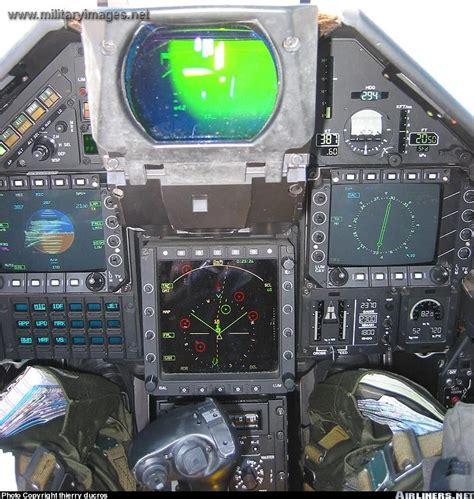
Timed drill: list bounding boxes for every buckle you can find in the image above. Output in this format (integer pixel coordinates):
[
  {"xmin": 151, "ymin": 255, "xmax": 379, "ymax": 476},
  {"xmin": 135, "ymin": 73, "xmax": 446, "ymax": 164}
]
[
  {"xmin": 365, "ymin": 430, "xmax": 423, "ymax": 491},
  {"xmin": 17, "ymin": 445, "xmax": 76, "ymax": 491}
]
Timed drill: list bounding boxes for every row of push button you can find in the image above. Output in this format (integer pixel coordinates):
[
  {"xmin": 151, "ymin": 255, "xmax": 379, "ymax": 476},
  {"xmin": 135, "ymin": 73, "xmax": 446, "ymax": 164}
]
[
  {"xmin": 19, "ymin": 335, "xmax": 123, "ymax": 346},
  {"xmin": 14, "ymin": 301, "xmax": 120, "ymax": 313},
  {"xmin": 333, "ymin": 169, "xmax": 448, "ymax": 184},
  {"xmin": 177, "ymin": 384, "xmax": 263, "ymax": 395},
  {"xmin": 162, "ymin": 247, "xmax": 275, "ymax": 259},
  {"xmin": 16, "ymin": 319, "xmax": 121, "ymax": 330},
  {"xmin": 0, "ymin": 175, "xmax": 98, "ymax": 191}
]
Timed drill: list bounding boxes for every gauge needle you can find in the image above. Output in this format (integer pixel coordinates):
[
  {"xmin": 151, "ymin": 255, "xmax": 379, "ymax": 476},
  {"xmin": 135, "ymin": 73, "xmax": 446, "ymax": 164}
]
[
  {"xmin": 220, "ymin": 311, "xmax": 248, "ymax": 334},
  {"xmin": 190, "ymin": 312, "xmax": 217, "ymax": 333},
  {"xmin": 376, "ymin": 199, "xmax": 392, "ymax": 252}
]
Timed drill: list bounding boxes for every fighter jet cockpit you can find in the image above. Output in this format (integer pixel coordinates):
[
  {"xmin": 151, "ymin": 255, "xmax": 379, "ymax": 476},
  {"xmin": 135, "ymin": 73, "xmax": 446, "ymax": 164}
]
[{"xmin": 0, "ymin": 1, "xmax": 473, "ymax": 493}]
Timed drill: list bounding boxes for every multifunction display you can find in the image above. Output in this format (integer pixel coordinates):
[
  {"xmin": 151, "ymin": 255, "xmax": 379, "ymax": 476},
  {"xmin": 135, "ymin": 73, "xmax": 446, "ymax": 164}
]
[
  {"xmin": 329, "ymin": 184, "xmax": 441, "ymax": 266},
  {"xmin": 158, "ymin": 259, "xmax": 279, "ymax": 374},
  {"xmin": 0, "ymin": 190, "xmax": 106, "ymax": 272}
]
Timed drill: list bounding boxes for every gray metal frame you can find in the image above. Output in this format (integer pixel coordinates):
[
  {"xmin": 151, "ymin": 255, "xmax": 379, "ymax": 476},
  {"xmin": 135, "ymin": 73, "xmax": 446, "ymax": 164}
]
[{"xmin": 81, "ymin": 5, "xmax": 318, "ymax": 185}]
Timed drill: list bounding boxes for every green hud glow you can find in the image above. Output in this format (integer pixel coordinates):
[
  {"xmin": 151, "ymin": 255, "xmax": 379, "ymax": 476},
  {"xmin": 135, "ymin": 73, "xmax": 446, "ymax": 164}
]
[{"xmin": 124, "ymin": 26, "xmax": 279, "ymax": 142}]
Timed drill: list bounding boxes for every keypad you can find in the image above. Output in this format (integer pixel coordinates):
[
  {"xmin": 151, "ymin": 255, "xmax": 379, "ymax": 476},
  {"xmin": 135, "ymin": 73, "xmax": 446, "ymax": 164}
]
[{"xmin": 12, "ymin": 296, "xmax": 124, "ymax": 355}]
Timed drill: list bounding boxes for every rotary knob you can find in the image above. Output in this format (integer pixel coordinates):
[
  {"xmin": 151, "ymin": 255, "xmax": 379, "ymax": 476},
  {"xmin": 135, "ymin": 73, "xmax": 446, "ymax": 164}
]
[
  {"xmin": 234, "ymin": 459, "xmax": 265, "ymax": 491},
  {"xmin": 329, "ymin": 267, "xmax": 349, "ymax": 286},
  {"xmin": 430, "ymin": 265, "xmax": 450, "ymax": 285},
  {"xmin": 32, "ymin": 136, "xmax": 57, "ymax": 161}
]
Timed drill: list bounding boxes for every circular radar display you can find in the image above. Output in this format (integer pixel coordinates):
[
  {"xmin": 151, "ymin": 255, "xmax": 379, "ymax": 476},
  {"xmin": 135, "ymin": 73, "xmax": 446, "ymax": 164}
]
[
  {"xmin": 158, "ymin": 259, "xmax": 278, "ymax": 374},
  {"xmin": 24, "ymin": 209, "xmax": 75, "ymax": 254},
  {"xmin": 343, "ymin": 109, "xmax": 392, "ymax": 155},
  {"xmin": 351, "ymin": 194, "xmax": 417, "ymax": 259}
]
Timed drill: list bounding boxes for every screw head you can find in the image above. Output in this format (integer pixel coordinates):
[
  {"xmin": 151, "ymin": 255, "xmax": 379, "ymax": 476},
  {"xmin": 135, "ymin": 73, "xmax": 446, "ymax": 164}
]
[{"xmin": 283, "ymin": 36, "xmax": 301, "ymax": 52}]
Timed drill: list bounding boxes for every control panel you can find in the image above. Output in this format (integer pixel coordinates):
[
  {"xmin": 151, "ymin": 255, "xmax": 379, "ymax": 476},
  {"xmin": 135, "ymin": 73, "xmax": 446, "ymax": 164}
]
[
  {"xmin": 0, "ymin": 175, "xmax": 142, "ymax": 359},
  {"xmin": 0, "ymin": 42, "xmax": 101, "ymax": 172},
  {"xmin": 314, "ymin": 36, "xmax": 472, "ymax": 168},
  {"xmin": 140, "ymin": 239, "xmax": 296, "ymax": 396},
  {"xmin": 300, "ymin": 165, "xmax": 472, "ymax": 357},
  {"xmin": 154, "ymin": 397, "xmax": 288, "ymax": 491}
]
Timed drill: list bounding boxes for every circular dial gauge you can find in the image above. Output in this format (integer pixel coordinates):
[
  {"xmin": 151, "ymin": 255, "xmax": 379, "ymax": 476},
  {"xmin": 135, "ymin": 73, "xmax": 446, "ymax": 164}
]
[
  {"xmin": 408, "ymin": 299, "xmax": 445, "ymax": 343},
  {"xmin": 158, "ymin": 259, "xmax": 278, "ymax": 374},
  {"xmin": 410, "ymin": 299, "xmax": 443, "ymax": 321},
  {"xmin": 349, "ymin": 194, "xmax": 418, "ymax": 259},
  {"xmin": 343, "ymin": 109, "xmax": 392, "ymax": 155}
]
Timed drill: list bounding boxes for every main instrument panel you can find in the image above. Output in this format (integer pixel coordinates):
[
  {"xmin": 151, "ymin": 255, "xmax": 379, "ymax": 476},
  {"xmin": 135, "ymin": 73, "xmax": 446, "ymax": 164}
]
[{"xmin": 0, "ymin": 10, "xmax": 473, "ymax": 486}]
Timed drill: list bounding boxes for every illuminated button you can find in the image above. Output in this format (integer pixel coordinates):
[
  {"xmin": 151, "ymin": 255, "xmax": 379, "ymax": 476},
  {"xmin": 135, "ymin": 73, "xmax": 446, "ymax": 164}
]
[
  {"xmin": 12, "ymin": 113, "xmax": 33, "ymax": 135},
  {"xmin": 374, "ymin": 273, "xmax": 385, "ymax": 281},
  {"xmin": 54, "ymin": 178, "xmax": 65, "ymax": 187},
  {"xmin": 345, "ymin": 173, "xmax": 356, "ymax": 181},
  {"xmin": 0, "ymin": 127, "xmax": 20, "ymax": 148},
  {"xmin": 54, "ymin": 336, "xmax": 68, "ymax": 345},
  {"xmin": 25, "ymin": 100, "xmax": 46, "ymax": 121},
  {"xmin": 13, "ymin": 179, "xmax": 25, "ymax": 187},
  {"xmin": 72, "ymin": 336, "xmax": 86, "ymax": 345},
  {"xmin": 407, "ymin": 173, "xmax": 418, "ymax": 180},
  {"xmin": 82, "ymin": 102, "xmax": 90, "ymax": 120},
  {"xmin": 69, "ymin": 279, "xmax": 80, "ymax": 287},
  {"xmin": 366, "ymin": 173, "xmax": 377, "ymax": 180},
  {"xmin": 394, "ymin": 272, "xmax": 405, "ymax": 280},
  {"xmin": 34, "ymin": 320, "xmax": 49, "ymax": 329},
  {"xmin": 70, "ymin": 319, "xmax": 85, "ymax": 329},
  {"xmin": 53, "ymin": 320, "xmax": 66, "ymax": 329},
  {"xmin": 16, "ymin": 320, "xmax": 30, "ymax": 329},
  {"xmin": 0, "ymin": 143, "xmax": 8, "ymax": 157},
  {"xmin": 38, "ymin": 87, "xmax": 61, "ymax": 108},
  {"xmin": 32, "ymin": 178, "xmax": 46, "ymax": 187},
  {"xmin": 105, "ymin": 302, "xmax": 120, "ymax": 312},
  {"xmin": 75, "ymin": 178, "xmax": 86, "ymax": 186},
  {"xmin": 88, "ymin": 320, "xmax": 103, "ymax": 329},
  {"xmin": 14, "ymin": 303, "xmax": 28, "ymax": 312},
  {"xmin": 215, "ymin": 386, "xmax": 225, "ymax": 394},
  {"xmin": 69, "ymin": 303, "xmax": 83, "ymax": 312},
  {"xmin": 50, "ymin": 279, "xmax": 60, "ymax": 287},
  {"xmin": 427, "ymin": 173, "xmax": 438, "ymax": 180},
  {"xmin": 231, "ymin": 249, "xmax": 241, "ymax": 256},
  {"xmin": 19, "ymin": 337, "xmax": 33, "ymax": 345},
  {"xmin": 107, "ymin": 319, "xmax": 121, "ymax": 329},
  {"xmin": 355, "ymin": 273, "xmax": 366, "ymax": 281},
  {"xmin": 179, "ymin": 386, "xmax": 189, "ymax": 394},
  {"xmin": 232, "ymin": 386, "xmax": 243, "ymax": 393},
  {"xmin": 249, "ymin": 249, "xmax": 259, "ymax": 255},
  {"xmin": 108, "ymin": 336, "xmax": 123, "ymax": 345},
  {"xmin": 212, "ymin": 249, "xmax": 223, "ymax": 256},
  {"xmin": 30, "ymin": 279, "xmax": 41, "ymax": 287},
  {"xmin": 386, "ymin": 173, "xmax": 397, "ymax": 180},
  {"xmin": 87, "ymin": 303, "xmax": 101, "ymax": 312},
  {"xmin": 11, "ymin": 279, "xmax": 22, "ymax": 287},
  {"xmin": 50, "ymin": 303, "xmax": 65, "ymax": 312},
  {"xmin": 251, "ymin": 385, "xmax": 262, "ymax": 393},
  {"xmin": 413, "ymin": 272, "xmax": 424, "ymax": 280},
  {"xmin": 176, "ymin": 250, "xmax": 186, "ymax": 256},
  {"xmin": 36, "ymin": 337, "xmax": 50, "ymax": 345},
  {"xmin": 194, "ymin": 249, "xmax": 204, "ymax": 257},
  {"xmin": 90, "ymin": 336, "xmax": 105, "ymax": 345},
  {"xmin": 32, "ymin": 303, "xmax": 47, "ymax": 312}
]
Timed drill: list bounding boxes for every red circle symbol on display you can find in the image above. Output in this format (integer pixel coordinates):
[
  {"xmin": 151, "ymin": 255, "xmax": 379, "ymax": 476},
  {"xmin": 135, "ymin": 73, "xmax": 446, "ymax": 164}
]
[
  {"xmin": 180, "ymin": 317, "xmax": 191, "ymax": 329},
  {"xmin": 194, "ymin": 340, "xmax": 207, "ymax": 353},
  {"xmin": 234, "ymin": 291, "xmax": 245, "ymax": 303},
  {"xmin": 248, "ymin": 311, "xmax": 259, "ymax": 322}
]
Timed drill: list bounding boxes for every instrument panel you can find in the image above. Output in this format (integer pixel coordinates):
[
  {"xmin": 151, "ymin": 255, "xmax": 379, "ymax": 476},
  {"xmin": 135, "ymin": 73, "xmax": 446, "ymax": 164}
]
[{"xmin": 0, "ymin": 7, "xmax": 472, "ymax": 407}]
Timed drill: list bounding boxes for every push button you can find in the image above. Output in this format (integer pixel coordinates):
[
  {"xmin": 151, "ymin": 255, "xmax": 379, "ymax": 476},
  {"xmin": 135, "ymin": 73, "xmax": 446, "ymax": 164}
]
[
  {"xmin": 87, "ymin": 303, "xmax": 101, "ymax": 312},
  {"xmin": 54, "ymin": 336, "xmax": 68, "ymax": 345},
  {"xmin": 14, "ymin": 303, "xmax": 28, "ymax": 313},
  {"xmin": 72, "ymin": 336, "xmax": 86, "ymax": 345},
  {"xmin": 90, "ymin": 336, "xmax": 105, "ymax": 345},
  {"xmin": 88, "ymin": 320, "xmax": 103, "ymax": 329},
  {"xmin": 108, "ymin": 336, "xmax": 123, "ymax": 345},
  {"xmin": 107, "ymin": 319, "xmax": 121, "ymax": 329},
  {"xmin": 70, "ymin": 319, "xmax": 85, "ymax": 329},
  {"xmin": 69, "ymin": 303, "xmax": 83, "ymax": 312}
]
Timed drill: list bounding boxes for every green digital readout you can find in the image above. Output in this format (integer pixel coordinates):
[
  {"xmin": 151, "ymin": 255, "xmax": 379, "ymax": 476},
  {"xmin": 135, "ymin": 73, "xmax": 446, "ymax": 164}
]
[
  {"xmin": 408, "ymin": 132, "xmax": 439, "ymax": 146},
  {"xmin": 124, "ymin": 25, "xmax": 279, "ymax": 142}
]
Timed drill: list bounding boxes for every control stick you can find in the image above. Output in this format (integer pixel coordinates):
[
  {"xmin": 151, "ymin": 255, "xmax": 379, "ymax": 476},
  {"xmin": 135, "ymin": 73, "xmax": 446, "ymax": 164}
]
[{"xmin": 129, "ymin": 398, "xmax": 240, "ymax": 491}]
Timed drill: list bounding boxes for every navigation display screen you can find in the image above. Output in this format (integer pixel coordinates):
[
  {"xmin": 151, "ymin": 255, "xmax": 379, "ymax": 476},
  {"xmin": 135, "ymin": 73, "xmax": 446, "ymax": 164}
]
[
  {"xmin": 329, "ymin": 184, "xmax": 441, "ymax": 266},
  {"xmin": 158, "ymin": 259, "xmax": 279, "ymax": 374},
  {"xmin": 0, "ymin": 190, "xmax": 106, "ymax": 272}
]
